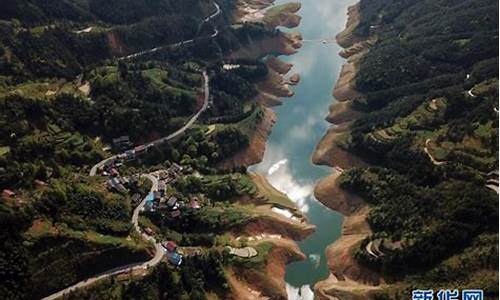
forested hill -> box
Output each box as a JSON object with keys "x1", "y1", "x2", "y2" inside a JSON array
[
  {"x1": 2, "y1": 0, "x2": 216, "y2": 25},
  {"x1": 335, "y1": 0, "x2": 498, "y2": 297},
  {"x1": 0, "y1": 0, "x2": 238, "y2": 80},
  {"x1": 0, "y1": 0, "x2": 294, "y2": 298}
]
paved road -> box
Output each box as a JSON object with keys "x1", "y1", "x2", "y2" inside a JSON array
[
  {"x1": 52, "y1": 3, "x2": 219, "y2": 297},
  {"x1": 119, "y1": 2, "x2": 221, "y2": 61},
  {"x1": 43, "y1": 174, "x2": 163, "y2": 300},
  {"x1": 90, "y1": 1, "x2": 220, "y2": 176},
  {"x1": 90, "y1": 71, "x2": 210, "y2": 176},
  {"x1": 150, "y1": 71, "x2": 210, "y2": 146}
]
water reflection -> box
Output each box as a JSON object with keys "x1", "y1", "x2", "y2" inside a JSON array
[
  {"x1": 251, "y1": 0, "x2": 358, "y2": 298},
  {"x1": 253, "y1": 145, "x2": 313, "y2": 213}
]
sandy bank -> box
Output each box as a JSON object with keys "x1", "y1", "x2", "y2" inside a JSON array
[
  {"x1": 218, "y1": 107, "x2": 276, "y2": 170},
  {"x1": 312, "y1": 123, "x2": 368, "y2": 169},
  {"x1": 332, "y1": 53, "x2": 364, "y2": 102},
  {"x1": 256, "y1": 56, "x2": 302, "y2": 106},
  {"x1": 335, "y1": 3, "x2": 363, "y2": 48},
  {"x1": 313, "y1": 173, "x2": 384, "y2": 298},
  {"x1": 326, "y1": 100, "x2": 362, "y2": 124},
  {"x1": 229, "y1": 239, "x2": 306, "y2": 300},
  {"x1": 236, "y1": 1, "x2": 302, "y2": 30},
  {"x1": 267, "y1": 56, "x2": 293, "y2": 74},
  {"x1": 235, "y1": 211, "x2": 315, "y2": 241},
  {"x1": 312, "y1": 2, "x2": 383, "y2": 299}
]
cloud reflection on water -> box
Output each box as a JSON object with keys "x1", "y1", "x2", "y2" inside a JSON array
[
  {"x1": 253, "y1": 145, "x2": 314, "y2": 213},
  {"x1": 286, "y1": 283, "x2": 314, "y2": 300}
]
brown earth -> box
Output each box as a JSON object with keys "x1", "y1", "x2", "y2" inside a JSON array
[
  {"x1": 229, "y1": 32, "x2": 302, "y2": 60},
  {"x1": 231, "y1": 239, "x2": 306, "y2": 300},
  {"x1": 226, "y1": 269, "x2": 269, "y2": 300},
  {"x1": 257, "y1": 67, "x2": 294, "y2": 98},
  {"x1": 218, "y1": 107, "x2": 276, "y2": 170},
  {"x1": 314, "y1": 173, "x2": 384, "y2": 298},
  {"x1": 234, "y1": 0, "x2": 276, "y2": 24},
  {"x1": 315, "y1": 275, "x2": 382, "y2": 300},
  {"x1": 235, "y1": 213, "x2": 315, "y2": 241},
  {"x1": 326, "y1": 100, "x2": 363, "y2": 124},
  {"x1": 314, "y1": 172, "x2": 364, "y2": 216},
  {"x1": 312, "y1": 1, "x2": 384, "y2": 299},
  {"x1": 312, "y1": 123, "x2": 368, "y2": 169},
  {"x1": 288, "y1": 73, "x2": 300, "y2": 85},
  {"x1": 267, "y1": 56, "x2": 293, "y2": 74},
  {"x1": 335, "y1": 3, "x2": 363, "y2": 48},
  {"x1": 332, "y1": 52, "x2": 364, "y2": 101},
  {"x1": 254, "y1": 90, "x2": 283, "y2": 107},
  {"x1": 265, "y1": 12, "x2": 302, "y2": 30},
  {"x1": 236, "y1": 0, "x2": 302, "y2": 30},
  {"x1": 106, "y1": 31, "x2": 127, "y2": 56},
  {"x1": 255, "y1": 57, "x2": 297, "y2": 106}
]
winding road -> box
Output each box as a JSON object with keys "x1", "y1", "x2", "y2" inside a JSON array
[
  {"x1": 90, "y1": 2, "x2": 220, "y2": 176},
  {"x1": 45, "y1": 4, "x2": 221, "y2": 299},
  {"x1": 119, "y1": 2, "x2": 221, "y2": 61},
  {"x1": 90, "y1": 71, "x2": 210, "y2": 176},
  {"x1": 423, "y1": 138, "x2": 445, "y2": 166},
  {"x1": 43, "y1": 174, "x2": 162, "y2": 300}
]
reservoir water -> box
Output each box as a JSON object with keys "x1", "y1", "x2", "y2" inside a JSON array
[{"x1": 250, "y1": 0, "x2": 358, "y2": 298}]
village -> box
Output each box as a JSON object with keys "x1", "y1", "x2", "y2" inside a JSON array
[{"x1": 95, "y1": 137, "x2": 263, "y2": 269}]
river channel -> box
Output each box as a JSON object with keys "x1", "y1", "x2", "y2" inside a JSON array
[{"x1": 250, "y1": 0, "x2": 357, "y2": 298}]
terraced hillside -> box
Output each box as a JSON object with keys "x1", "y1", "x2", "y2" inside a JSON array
[{"x1": 317, "y1": 0, "x2": 498, "y2": 297}]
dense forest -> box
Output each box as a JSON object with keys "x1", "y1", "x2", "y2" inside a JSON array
[
  {"x1": 64, "y1": 250, "x2": 230, "y2": 300},
  {"x1": 335, "y1": 0, "x2": 498, "y2": 297}
]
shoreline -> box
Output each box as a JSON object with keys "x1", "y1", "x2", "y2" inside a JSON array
[
  {"x1": 312, "y1": 2, "x2": 384, "y2": 298},
  {"x1": 220, "y1": 2, "x2": 304, "y2": 170},
  {"x1": 223, "y1": 2, "x2": 316, "y2": 298}
]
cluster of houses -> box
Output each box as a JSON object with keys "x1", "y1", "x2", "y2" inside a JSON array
[
  {"x1": 105, "y1": 169, "x2": 139, "y2": 194},
  {"x1": 111, "y1": 135, "x2": 152, "y2": 162},
  {"x1": 120, "y1": 144, "x2": 148, "y2": 162},
  {"x1": 162, "y1": 241, "x2": 183, "y2": 266},
  {"x1": 99, "y1": 137, "x2": 152, "y2": 176},
  {"x1": 145, "y1": 189, "x2": 201, "y2": 219},
  {"x1": 144, "y1": 167, "x2": 201, "y2": 219}
]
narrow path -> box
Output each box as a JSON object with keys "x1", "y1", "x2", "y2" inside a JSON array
[
  {"x1": 467, "y1": 88, "x2": 477, "y2": 98},
  {"x1": 423, "y1": 138, "x2": 445, "y2": 166},
  {"x1": 90, "y1": 1, "x2": 218, "y2": 176},
  {"x1": 90, "y1": 71, "x2": 210, "y2": 176},
  {"x1": 365, "y1": 241, "x2": 378, "y2": 258},
  {"x1": 42, "y1": 174, "x2": 163, "y2": 300},
  {"x1": 119, "y1": 2, "x2": 221, "y2": 61}
]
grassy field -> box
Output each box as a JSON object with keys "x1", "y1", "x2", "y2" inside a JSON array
[
  {"x1": 0, "y1": 79, "x2": 85, "y2": 99},
  {"x1": 367, "y1": 97, "x2": 448, "y2": 145},
  {"x1": 248, "y1": 172, "x2": 297, "y2": 211},
  {"x1": 25, "y1": 218, "x2": 150, "y2": 250}
]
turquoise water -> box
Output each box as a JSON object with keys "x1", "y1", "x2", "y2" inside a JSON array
[{"x1": 250, "y1": 0, "x2": 357, "y2": 298}]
